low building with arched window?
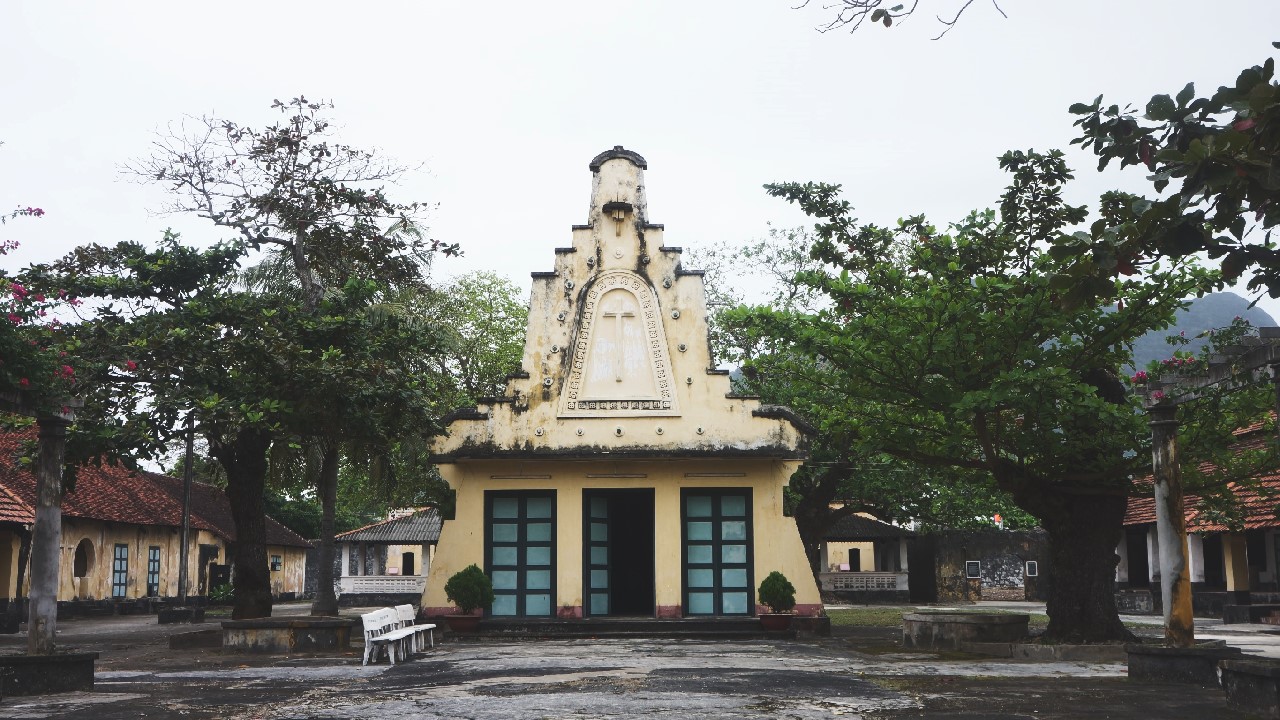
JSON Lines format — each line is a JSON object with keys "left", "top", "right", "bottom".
{"left": 0, "top": 429, "right": 311, "bottom": 611}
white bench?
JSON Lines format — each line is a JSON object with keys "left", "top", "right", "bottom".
{"left": 361, "top": 607, "right": 419, "bottom": 665}
{"left": 395, "top": 604, "right": 436, "bottom": 653}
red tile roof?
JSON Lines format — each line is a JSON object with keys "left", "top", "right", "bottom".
{"left": 0, "top": 481, "right": 33, "bottom": 524}
{"left": 0, "top": 429, "right": 309, "bottom": 547}
{"left": 1125, "top": 427, "right": 1280, "bottom": 532}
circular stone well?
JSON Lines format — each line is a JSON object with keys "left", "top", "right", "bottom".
{"left": 901, "top": 612, "right": 1029, "bottom": 650}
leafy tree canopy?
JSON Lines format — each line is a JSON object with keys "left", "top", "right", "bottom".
{"left": 1054, "top": 46, "right": 1280, "bottom": 303}
{"left": 696, "top": 227, "right": 1035, "bottom": 575}
{"left": 735, "top": 149, "right": 1217, "bottom": 641}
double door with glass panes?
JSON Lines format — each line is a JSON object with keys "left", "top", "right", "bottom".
{"left": 583, "top": 489, "right": 655, "bottom": 617}
{"left": 682, "top": 489, "right": 753, "bottom": 615}
{"left": 486, "top": 491, "right": 555, "bottom": 617}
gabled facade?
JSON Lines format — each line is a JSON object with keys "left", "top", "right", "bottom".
{"left": 423, "top": 147, "right": 822, "bottom": 619}
{"left": 330, "top": 508, "right": 441, "bottom": 602}
{"left": 0, "top": 430, "right": 311, "bottom": 602}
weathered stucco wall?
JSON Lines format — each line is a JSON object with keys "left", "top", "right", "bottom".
{"left": 422, "top": 457, "right": 819, "bottom": 616}
{"left": 43, "top": 520, "right": 225, "bottom": 601}
{"left": 2, "top": 520, "right": 306, "bottom": 601}
{"left": 822, "top": 541, "right": 874, "bottom": 571}
{"left": 0, "top": 529, "right": 20, "bottom": 599}
{"left": 929, "top": 529, "right": 1049, "bottom": 603}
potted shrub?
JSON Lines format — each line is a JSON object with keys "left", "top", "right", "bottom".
{"left": 757, "top": 571, "right": 796, "bottom": 631}
{"left": 444, "top": 564, "right": 495, "bottom": 632}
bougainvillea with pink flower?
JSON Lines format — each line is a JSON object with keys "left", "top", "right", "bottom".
{"left": 1, "top": 208, "right": 79, "bottom": 408}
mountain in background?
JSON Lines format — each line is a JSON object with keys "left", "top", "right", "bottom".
{"left": 1130, "top": 292, "right": 1276, "bottom": 370}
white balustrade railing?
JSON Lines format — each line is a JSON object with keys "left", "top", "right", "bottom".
{"left": 819, "top": 571, "right": 908, "bottom": 592}
{"left": 338, "top": 575, "right": 427, "bottom": 595}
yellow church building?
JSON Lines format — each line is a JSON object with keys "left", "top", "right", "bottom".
{"left": 422, "top": 147, "right": 822, "bottom": 620}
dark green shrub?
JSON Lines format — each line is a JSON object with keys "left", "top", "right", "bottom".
{"left": 758, "top": 571, "right": 796, "bottom": 613}
{"left": 444, "top": 564, "right": 495, "bottom": 614}
{"left": 209, "top": 582, "right": 234, "bottom": 604}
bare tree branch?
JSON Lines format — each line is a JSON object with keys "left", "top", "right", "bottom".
{"left": 795, "top": 0, "right": 1007, "bottom": 38}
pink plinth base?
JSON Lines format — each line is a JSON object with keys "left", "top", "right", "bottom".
{"left": 557, "top": 605, "right": 583, "bottom": 619}
{"left": 657, "top": 605, "right": 683, "bottom": 618}
{"left": 425, "top": 606, "right": 478, "bottom": 618}
{"left": 756, "top": 603, "right": 824, "bottom": 617}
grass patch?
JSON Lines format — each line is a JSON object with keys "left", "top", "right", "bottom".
{"left": 828, "top": 607, "right": 914, "bottom": 627}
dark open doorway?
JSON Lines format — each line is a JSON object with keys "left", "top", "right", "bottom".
{"left": 583, "top": 489, "right": 655, "bottom": 617}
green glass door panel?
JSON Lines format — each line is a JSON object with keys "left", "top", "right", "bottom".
{"left": 486, "top": 491, "right": 556, "bottom": 617}
{"left": 585, "top": 491, "right": 610, "bottom": 616}
{"left": 682, "top": 490, "right": 753, "bottom": 616}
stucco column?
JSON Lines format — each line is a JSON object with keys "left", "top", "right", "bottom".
{"left": 1115, "top": 540, "right": 1129, "bottom": 584}
{"left": 1147, "top": 526, "right": 1161, "bottom": 583}
{"left": 339, "top": 543, "right": 349, "bottom": 578}
{"left": 1149, "top": 404, "right": 1194, "bottom": 648}
{"left": 28, "top": 413, "right": 70, "bottom": 655}
{"left": 1187, "top": 533, "right": 1205, "bottom": 584}
{"left": 1224, "top": 532, "right": 1251, "bottom": 601}
{"left": 898, "top": 538, "right": 908, "bottom": 572}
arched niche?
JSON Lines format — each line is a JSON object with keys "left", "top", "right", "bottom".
{"left": 73, "top": 538, "right": 94, "bottom": 578}
{"left": 560, "top": 270, "right": 679, "bottom": 417}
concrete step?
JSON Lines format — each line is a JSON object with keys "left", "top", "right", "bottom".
{"left": 455, "top": 617, "right": 796, "bottom": 641}
{"left": 452, "top": 628, "right": 796, "bottom": 641}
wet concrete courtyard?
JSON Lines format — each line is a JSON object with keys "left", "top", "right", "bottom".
{"left": 0, "top": 636, "right": 1249, "bottom": 718}
{"left": 0, "top": 604, "right": 1264, "bottom": 718}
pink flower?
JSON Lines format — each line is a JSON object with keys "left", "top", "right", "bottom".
{"left": 59, "top": 365, "right": 74, "bottom": 377}
{"left": 18, "top": 378, "right": 29, "bottom": 387}
{"left": 10, "top": 282, "right": 27, "bottom": 300}
{"left": 1152, "top": 390, "right": 1166, "bottom": 400}
{"left": 32, "top": 293, "right": 44, "bottom": 302}
{"left": 1131, "top": 371, "right": 1149, "bottom": 383}
{"left": 6, "top": 312, "right": 20, "bottom": 325}
{"left": 125, "top": 360, "right": 137, "bottom": 371}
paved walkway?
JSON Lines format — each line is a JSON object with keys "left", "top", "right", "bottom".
{"left": 962, "top": 600, "right": 1280, "bottom": 659}
{"left": 0, "top": 602, "right": 1268, "bottom": 718}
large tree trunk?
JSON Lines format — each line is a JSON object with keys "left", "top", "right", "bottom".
{"left": 210, "top": 427, "right": 274, "bottom": 620}
{"left": 28, "top": 414, "right": 70, "bottom": 654}
{"left": 310, "top": 445, "right": 340, "bottom": 617}
{"left": 1018, "top": 486, "right": 1134, "bottom": 643}
{"left": 788, "top": 467, "right": 858, "bottom": 578}
{"left": 792, "top": 500, "right": 860, "bottom": 579}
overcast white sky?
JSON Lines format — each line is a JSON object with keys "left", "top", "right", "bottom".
{"left": 3, "top": 1, "right": 1279, "bottom": 312}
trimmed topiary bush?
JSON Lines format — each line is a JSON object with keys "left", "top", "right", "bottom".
{"left": 444, "top": 564, "right": 495, "bottom": 615}
{"left": 758, "top": 571, "right": 797, "bottom": 613}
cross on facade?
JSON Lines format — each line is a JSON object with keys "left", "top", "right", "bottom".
{"left": 601, "top": 297, "right": 636, "bottom": 382}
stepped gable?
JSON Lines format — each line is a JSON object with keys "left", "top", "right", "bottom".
{"left": 434, "top": 146, "right": 812, "bottom": 461}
